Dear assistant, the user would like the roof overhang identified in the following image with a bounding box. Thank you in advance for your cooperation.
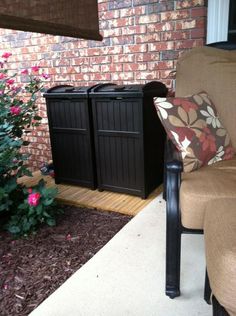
[0,0,102,41]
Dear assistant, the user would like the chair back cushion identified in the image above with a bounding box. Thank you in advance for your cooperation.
[176,47,236,150]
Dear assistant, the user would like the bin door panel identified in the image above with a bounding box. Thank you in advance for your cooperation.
[95,99,141,132]
[48,100,87,129]
[51,132,93,186]
[97,135,143,193]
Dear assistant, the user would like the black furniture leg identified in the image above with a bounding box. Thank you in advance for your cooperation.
[212,296,229,316]
[165,161,182,298]
[204,269,211,304]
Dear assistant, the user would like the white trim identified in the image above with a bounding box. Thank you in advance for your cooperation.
[206,0,230,44]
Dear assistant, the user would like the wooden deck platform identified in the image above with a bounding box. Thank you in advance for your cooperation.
[19,172,163,216]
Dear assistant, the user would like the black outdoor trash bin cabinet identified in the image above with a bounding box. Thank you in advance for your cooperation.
[44,84,102,189]
[90,81,167,199]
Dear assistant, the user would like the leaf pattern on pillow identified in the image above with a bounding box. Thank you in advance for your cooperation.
[154,92,234,172]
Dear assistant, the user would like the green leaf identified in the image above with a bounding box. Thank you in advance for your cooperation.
[46,218,56,226]
[43,198,54,206]
[33,116,42,121]
[8,225,21,234]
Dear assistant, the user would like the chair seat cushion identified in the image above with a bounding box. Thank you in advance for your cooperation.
[180,155,236,229]
[204,201,236,316]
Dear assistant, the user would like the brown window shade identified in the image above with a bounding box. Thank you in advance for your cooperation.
[0,0,102,40]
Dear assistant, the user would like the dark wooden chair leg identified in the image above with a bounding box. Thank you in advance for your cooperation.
[204,269,211,304]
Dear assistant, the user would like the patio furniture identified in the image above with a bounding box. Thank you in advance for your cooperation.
[204,199,236,316]
[153,43,236,298]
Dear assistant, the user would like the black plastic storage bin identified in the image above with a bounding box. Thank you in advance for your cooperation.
[44,84,100,189]
[90,81,167,198]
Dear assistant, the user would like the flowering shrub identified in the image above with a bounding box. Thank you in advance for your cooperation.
[0,52,59,236]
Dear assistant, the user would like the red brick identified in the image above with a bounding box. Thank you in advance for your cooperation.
[71,57,89,66]
[135,33,161,43]
[191,28,205,39]
[90,73,111,81]
[120,6,145,17]
[147,22,175,32]
[136,14,160,24]
[135,71,160,81]
[148,41,175,51]
[161,10,190,21]
[111,35,134,45]
[111,72,134,81]
[101,64,123,72]
[123,44,147,54]
[175,38,205,49]
[121,25,146,35]
[73,73,90,81]
[148,61,174,71]
[136,53,160,62]
[161,31,190,41]
[102,28,122,37]
[98,2,108,11]
[109,17,134,28]
[191,7,207,17]
[113,54,135,63]
[176,0,204,9]
[81,65,100,73]
[99,10,120,20]
[176,19,197,30]
[123,63,147,71]
[90,56,111,65]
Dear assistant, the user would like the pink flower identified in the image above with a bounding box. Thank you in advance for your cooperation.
[10,106,21,115]
[42,73,49,79]
[6,79,14,85]
[3,284,8,290]
[28,188,33,194]
[21,69,29,75]
[0,72,6,79]
[66,234,72,241]
[28,192,41,207]
[31,66,40,72]
[2,52,12,59]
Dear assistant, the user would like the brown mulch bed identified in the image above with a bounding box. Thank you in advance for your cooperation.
[0,206,133,316]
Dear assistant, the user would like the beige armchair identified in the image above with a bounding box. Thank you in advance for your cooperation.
[154,43,236,299]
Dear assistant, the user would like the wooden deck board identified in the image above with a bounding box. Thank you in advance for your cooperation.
[19,171,163,216]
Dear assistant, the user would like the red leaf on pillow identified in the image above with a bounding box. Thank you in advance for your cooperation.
[172,98,197,112]
[175,127,195,142]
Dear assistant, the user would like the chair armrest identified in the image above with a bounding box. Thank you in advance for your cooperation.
[165,138,183,170]
[163,139,183,200]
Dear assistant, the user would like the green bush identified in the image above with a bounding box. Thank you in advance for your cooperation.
[0,52,59,236]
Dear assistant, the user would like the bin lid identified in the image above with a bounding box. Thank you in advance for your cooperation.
[43,84,102,99]
[90,81,167,98]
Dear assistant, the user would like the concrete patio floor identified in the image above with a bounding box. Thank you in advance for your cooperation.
[30,194,212,316]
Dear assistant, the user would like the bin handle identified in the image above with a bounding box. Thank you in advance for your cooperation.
[114,86,126,92]
[46,84,73,93]
[92,83,116,92]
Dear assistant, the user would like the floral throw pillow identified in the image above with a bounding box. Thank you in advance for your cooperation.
[153,92,234,172]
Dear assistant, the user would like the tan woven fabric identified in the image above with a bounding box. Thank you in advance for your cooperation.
[204,202,236,316]
[180,155,236,229]
[176,47,236,150]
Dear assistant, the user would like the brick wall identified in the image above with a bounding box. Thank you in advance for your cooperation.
[0,0,207,170]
